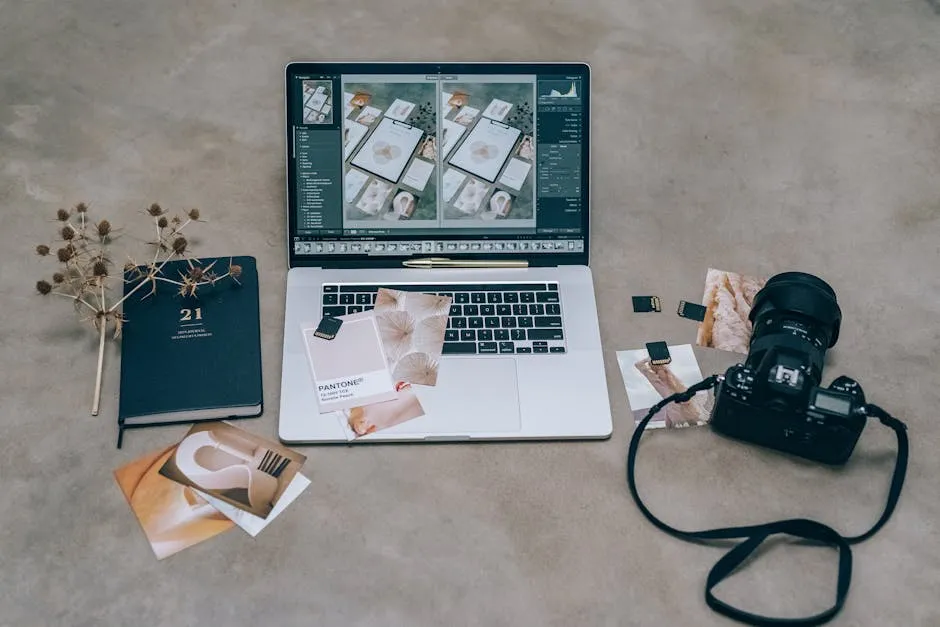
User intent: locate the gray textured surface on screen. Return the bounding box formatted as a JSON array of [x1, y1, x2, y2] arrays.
[[2, 0, 939, 625]]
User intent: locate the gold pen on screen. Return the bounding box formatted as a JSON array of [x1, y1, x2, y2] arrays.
[[402, 257, 529, 269]]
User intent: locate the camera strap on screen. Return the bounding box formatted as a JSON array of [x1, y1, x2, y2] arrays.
[[626, 375, 909, 627]]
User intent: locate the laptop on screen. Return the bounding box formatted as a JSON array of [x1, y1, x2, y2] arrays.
[[278, 62, 612, 443]]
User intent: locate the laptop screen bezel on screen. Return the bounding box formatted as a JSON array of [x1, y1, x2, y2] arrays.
[[285, 61, 591, 268]]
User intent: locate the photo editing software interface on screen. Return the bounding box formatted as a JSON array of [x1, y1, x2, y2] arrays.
[[291, 71, 586, 256]]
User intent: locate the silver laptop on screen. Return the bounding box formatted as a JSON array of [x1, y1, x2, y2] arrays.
[[278, 62, 612, 443]]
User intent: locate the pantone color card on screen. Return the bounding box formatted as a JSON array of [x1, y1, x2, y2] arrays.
[[302, 311, 398, 413]]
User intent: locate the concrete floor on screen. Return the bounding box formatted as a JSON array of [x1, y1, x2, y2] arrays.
[[2, 0, 939, 625]]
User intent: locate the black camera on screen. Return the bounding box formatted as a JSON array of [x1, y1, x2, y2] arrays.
[[710, 272, 868, 465]]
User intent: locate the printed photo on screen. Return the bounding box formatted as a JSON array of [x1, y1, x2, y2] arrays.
[[350, 91, 371, 107], [449, 118, 521, 183], [452, 178, 489, 215], [453, 106, 480, 126], [440, 118, 465, 159], [479, 189, 515, 220], [482, 98, 513, 121], [419, 135, 437, 160], [617, 344, 711, 429], [385, 98, 416, 122], [441, 168, 467, 202], [374, 288, 451, 386], [695, 268, 768, 354], [383, 189, 417, 221], [158, 422, 308, 519], [401, 158, 435, 192], [498, 158, 531, 192], [115, 444, 235, 560], [517, 135, 535, 160], [344, 168, 370, 203], [355, 178, 393, 215], [196, 473, 311, 538], [343, 119, 369, 160], [355, 106, 383, 126], [341, 381, 425, 439]]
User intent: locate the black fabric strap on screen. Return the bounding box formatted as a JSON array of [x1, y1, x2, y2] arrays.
[[626, 376, 908, 627]]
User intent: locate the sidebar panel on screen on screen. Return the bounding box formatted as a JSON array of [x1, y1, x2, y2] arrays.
[[294, 77, 343, 235]]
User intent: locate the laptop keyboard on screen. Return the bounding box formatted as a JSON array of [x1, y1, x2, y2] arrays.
[[321, 283, 566, 355]]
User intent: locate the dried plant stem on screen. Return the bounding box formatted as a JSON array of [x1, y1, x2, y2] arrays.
[[91, 283, 107, 416], [107, 256, 173, 314], [50, 290, 99, 315]]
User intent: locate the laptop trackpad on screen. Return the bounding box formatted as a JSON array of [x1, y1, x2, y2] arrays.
[[408, 358, 522, 435]]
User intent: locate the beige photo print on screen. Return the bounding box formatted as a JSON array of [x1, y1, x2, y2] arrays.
[[617, 344, 710, 429], [695, 268, 768, 354], [373, 288, 452, 386]]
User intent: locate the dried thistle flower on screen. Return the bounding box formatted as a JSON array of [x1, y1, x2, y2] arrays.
[[147, 203, 164, 216], [93, 261, 108, 277], [97, 220, 111, 237], [36, 280, 52, 295], [187, 208, 201, 221], [36, 244, 50, 256], [123, 261, 136, 273], [229, 263, 242, 278], [57, 247, 74, 263], [172, 237, 187, 254], [76, 202, 88, 213], [157, 216, 168, 229], [56, 208, 70, 221], [52, 272, 66, 284], [61, 225, 76, 240], [188, 265, 205, 281], [171, 215, 182, 226]]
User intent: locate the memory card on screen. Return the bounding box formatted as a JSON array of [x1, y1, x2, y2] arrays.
[[646, 341, 672, 366], [632, 296, 662, 313], [677, 300, 707, 322], [313, 316, 343, 340]]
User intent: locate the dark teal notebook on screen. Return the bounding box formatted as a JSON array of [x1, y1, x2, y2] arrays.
[[117, 256, 262, 447]]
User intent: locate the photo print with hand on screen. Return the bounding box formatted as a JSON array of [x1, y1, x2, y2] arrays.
[[617, 344, 711, 429], [695, 268, 768, 354]]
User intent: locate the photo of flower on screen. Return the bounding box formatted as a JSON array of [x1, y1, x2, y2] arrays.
[[373, 288, 451, 386]]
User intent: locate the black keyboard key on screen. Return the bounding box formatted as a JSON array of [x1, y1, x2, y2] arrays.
[[548, 284, 559, 291], [455, 293, 470, 304], [450, 305, 462, 316], [445, 330, 459, 342], [527, 329, 564, 340], [463, 304, 479, 316], [340, 294, 355, 304], [529, 304, 545, 315], [520, 292, 536, 303], [532, 341, 548, 346], [452, 317, 468, 328], [487, 293, 503, 303], [504, 293, 519, 303], [519, 316, 534, 328], [340, 285, 378, 292], [469, 317, 484, 329], [512, 304, 528, 315], [323, 285, 338, 293], [356, 293, 371, 304], [497, 304, 512, 316], [511, 329, 526, 341], [460, 330, 476, 342], [550, 346, 566, 353], [535, 316, 563, 328], [348, 306, 363, 313], [534, 345, 549, 353], [481, 304, 495, 316], [485, 317, 500, 328], [443, 343, 477, 355], [495, 329, 510, 341], [322, 306, 346, 317], [536, 292, 560, 303], [499, 341, 515, 353], [478, 329, 493, 341], [471, 293, 486, 304], [501, 317, 517, 328], [479, 342, 498, 354], [517, 347, 532, 353], [546, 303, 561, 315], [323, 294, 338, 305]]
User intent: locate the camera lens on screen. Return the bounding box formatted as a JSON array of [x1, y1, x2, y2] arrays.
[[747, 272, 842, 383]]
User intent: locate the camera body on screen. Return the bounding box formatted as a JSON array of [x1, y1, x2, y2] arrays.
[[709, 272, 868, 465]]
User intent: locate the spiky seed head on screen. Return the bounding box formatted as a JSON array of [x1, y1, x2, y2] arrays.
[[36, 280, 52, 295], [172, 237, 187, 254], [147, 203, 164, 216], [56, 208, 70, 221], [36, 244, 50, 256]]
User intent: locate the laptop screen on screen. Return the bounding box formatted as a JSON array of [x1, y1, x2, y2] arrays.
[[286, 63, 590, 265]]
